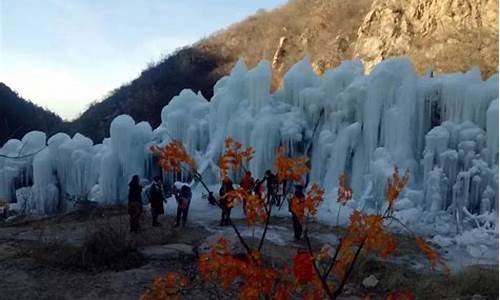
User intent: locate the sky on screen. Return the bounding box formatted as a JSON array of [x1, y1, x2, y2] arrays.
[[0, 0, 287, 120]]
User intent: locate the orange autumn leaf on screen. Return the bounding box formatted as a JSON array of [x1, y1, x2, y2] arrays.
[[331, 238, 356, 280], [226, 188, 268, 225], [141, 272, 189, 300], [151, 141, 196, 173], [199, 239, 282, 299], [386, 167, 410, 206], [292, 250, 314, 285], [290, 194, 305, 222], [275, 146, 309, 183], [345, 211, 396, 257], [415, 236, 438, 269], [337, 174, 352, 206], [384, 291, 415, 300], [219, 137, 254, 178], [272, 281, 293, 300], [244, 194, 268, 226], [290, 184, 324, 224], [199, 238, 240, 289], [415, 236, 449, 274], [222, 188, 242, 208], [316, 245, 332, 262], [304, 184, 324, 218]]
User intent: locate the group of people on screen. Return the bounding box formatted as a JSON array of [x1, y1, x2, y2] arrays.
[[216, 169, 305, 240], [127, 170, 306, 240], [216, 169, 278, 227], [127, 175, 192, 233]]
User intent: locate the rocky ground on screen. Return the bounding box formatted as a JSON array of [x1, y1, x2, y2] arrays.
[[0, 206, 497, 300]]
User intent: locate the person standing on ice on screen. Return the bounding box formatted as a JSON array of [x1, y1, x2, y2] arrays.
[[254, 179, 263, 199], [219, 177, 234, 226], [263, 170, 278, 207], [174, 184, 192, 227], [239, 170, 255, 213], [289, 184, 304, 240], [128, 175, 143, 233], [150, 176, 165, 227]]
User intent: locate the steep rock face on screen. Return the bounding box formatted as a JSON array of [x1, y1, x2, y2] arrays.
[[199, 0, 372, 87], [354, 0, 499, 77]]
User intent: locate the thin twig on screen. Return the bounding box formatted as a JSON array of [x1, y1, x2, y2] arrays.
[[385, 215, 416, 236], [257, 198, 273, 251], [322, 239, 343, 281], [304, 228, 334, 299], [227, 217, 251, 253], [336, 206, 341, 228], [332, 239, 365, 299]]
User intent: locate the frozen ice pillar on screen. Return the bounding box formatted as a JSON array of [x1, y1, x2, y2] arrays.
[[486, 99, 498, 165], [246, 59, 272, 111]]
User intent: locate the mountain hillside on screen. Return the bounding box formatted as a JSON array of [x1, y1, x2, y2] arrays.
[[70, 48, 223, 141], [0, 83, 65, 145], [4, 0, 498, 143], [354, 0, 499, 74]]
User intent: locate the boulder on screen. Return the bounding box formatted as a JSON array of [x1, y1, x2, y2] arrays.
[[362, 274, 379, 288]]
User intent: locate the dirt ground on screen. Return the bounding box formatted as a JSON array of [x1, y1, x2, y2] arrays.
[[0, 206, 497, 300]]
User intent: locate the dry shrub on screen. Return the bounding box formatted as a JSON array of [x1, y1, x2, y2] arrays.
[[29, 217, 144, 272], [79, 219, 143, 271]]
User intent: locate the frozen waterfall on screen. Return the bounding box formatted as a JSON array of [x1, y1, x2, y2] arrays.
[[0, 57, 497, 229]]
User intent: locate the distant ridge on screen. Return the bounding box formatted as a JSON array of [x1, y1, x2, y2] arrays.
[[0, 83, 65, 145]]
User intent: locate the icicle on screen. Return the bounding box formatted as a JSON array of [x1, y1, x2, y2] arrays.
[[246, 60, 272, 111], [486, 99, 499, 165]]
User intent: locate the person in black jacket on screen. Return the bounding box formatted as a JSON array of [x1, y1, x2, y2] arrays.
[[219, 177, 234, 226], [128, 175, 142, 233], [150, 176, 165, 227], [174, 184, 192, 227], [263, 170, 278, 207]]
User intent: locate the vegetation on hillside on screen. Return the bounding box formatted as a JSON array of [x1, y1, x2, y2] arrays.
[[0, 83, 65, 145]]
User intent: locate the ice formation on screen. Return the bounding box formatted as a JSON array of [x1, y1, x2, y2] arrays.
[[0, 57, 498, 236]]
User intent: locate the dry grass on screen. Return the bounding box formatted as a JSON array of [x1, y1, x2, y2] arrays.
[[26, 217, 144, 272], [7, 210, 498, 298]]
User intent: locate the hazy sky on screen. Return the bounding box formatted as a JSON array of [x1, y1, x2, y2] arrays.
[[1, 0, 287, 120]]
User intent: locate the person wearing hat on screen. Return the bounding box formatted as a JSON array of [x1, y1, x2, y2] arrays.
[[289, 184, 305, 240]]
